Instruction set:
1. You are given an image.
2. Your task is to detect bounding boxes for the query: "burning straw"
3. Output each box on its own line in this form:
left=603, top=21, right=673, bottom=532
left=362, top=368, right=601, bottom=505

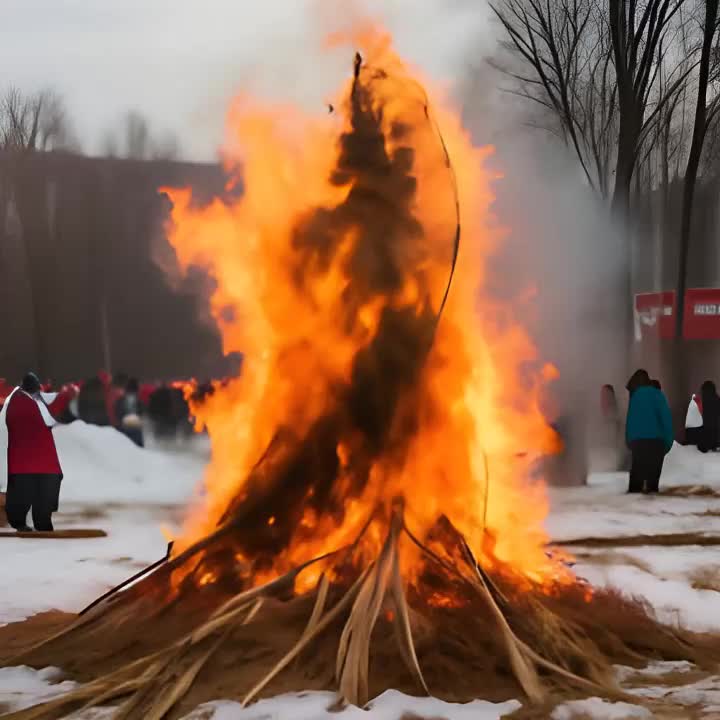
left=2, top=34, right=716, bottom=720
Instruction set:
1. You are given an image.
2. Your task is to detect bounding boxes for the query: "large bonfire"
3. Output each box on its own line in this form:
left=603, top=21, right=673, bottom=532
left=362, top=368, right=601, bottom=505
left=2, top=24, right=711, bottom=720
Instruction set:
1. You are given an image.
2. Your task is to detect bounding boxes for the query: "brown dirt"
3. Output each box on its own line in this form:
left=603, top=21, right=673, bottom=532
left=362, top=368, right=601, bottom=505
left=663, top=486, right=720, bottom=498
left=12, top=591, right=521, bottom=716
left=5, top=570, right=717, bottom=720
left=569, top=551, right=654, bottom=574
left=0, top=611, right=75, bottom=664
left=0, top=529, right=107, bottom=539
left=689, top=566, right=720, bottom=592
left=555, top=532, right=720, bottom=548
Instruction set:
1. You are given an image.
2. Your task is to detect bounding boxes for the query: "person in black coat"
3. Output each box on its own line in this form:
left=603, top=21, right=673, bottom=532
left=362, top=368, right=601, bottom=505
left=77, top=377, right=110, bottom=426
left=698, top=380, right=720, bottom=453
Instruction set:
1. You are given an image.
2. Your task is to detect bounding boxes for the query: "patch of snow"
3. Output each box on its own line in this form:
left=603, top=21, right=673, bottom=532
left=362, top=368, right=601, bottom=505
left=573, top=562, right=720, bottom=632
left=0, top=420, right=205, bottom=505
left=0, top=666, right=77, bottom=711
left=615, top=660, right=695, bottom=683
left=182, top=691, right=522, bottom=719
left=662, top=444, right=720, bottom=488
left=546, top=484, right=720, bottom=543
left=0, top=505, right=180, bottom=625
left=551, top=697, right=651, bottom=719
left=627, top=676, right=720, bottom=708
left=587, top=444, right=720, bottom=491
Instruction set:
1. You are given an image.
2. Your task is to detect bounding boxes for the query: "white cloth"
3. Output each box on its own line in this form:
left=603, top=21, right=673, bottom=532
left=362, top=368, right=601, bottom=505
left=33, top=393, right=57, bottom=428
left=0, top=388, right=16, bottom=491
left=686, top=396, right=703, bottom=429
left=4, top=388, right=58, bottom=428
left=0, top=387, right=17, bottom=429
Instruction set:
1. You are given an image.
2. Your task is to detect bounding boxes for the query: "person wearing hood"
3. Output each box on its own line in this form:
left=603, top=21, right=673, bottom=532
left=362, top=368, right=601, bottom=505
left=698, top=380, right=720, bottom=453
left=625, top=369, right=674, bottom=494
left=3, top=372, right=75, bottom=532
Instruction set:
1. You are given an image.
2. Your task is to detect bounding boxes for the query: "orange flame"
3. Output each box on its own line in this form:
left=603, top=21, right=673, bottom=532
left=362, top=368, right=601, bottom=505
left=161, top=25, right=565, bottom=588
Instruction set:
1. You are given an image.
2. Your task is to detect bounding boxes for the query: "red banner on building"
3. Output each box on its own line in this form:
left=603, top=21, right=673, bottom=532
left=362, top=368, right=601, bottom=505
left=634, top=291, right=675, bottom=341
left=634, top=288, right=720, bottom=340
left=684, top=288, right=720, bottom=339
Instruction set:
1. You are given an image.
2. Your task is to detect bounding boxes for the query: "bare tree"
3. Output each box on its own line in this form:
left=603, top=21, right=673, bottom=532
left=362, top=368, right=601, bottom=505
left=698, top=33, right=720, bottom=174
left=100, top=129, right=120, bottom=158
left=37, top=91, right=78, bottom=151
left=124, top=110, right=150, bottom=160
left=608, top=0, right=697, bottom=218
left=491, top=0, right=696, bottom=215
left=102, top=113, right=182, bottom=162
left=1, top=86, right=42, bottom=150
left=0, top=87, right=76, bottom=152
left=151, top=130, right=180, bottom=161
left=675, top=0, right=720, bottom=338
left=490, top=0, right=613, bottom=194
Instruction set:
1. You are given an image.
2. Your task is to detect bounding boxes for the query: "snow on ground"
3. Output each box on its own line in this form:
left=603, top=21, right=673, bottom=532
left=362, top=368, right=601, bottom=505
left=0, top=505, right=179, bottom=625
left=551, top=697, right=652, bottom=719
left=182, top=691, right=521, bottom=720
left=2, top=429, right=720, bottom=718
left=547, top=445, right=720, bottom=542
left=0, top=420, right=208, bottom=505
left=572, top=548, right=720, bottom=632
left=0, top=667, right=77, bottom=712
left=0, top=422, right=208, bottom=625
left=546, top=443, right=720, bottom=633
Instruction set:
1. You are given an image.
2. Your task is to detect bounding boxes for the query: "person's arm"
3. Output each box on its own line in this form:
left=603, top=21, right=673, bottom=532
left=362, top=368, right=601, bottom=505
left=625, top=397, right=632, bottom=448
left=43, top=387, right=77, bottom=426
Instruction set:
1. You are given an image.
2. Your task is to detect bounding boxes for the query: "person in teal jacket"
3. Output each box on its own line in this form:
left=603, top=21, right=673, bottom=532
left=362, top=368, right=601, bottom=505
left=625, top=369, right=674, bottom=493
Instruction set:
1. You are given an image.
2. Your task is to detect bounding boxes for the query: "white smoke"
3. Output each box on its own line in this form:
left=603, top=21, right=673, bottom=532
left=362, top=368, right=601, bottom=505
left=451, top=40, right=629, bottom=483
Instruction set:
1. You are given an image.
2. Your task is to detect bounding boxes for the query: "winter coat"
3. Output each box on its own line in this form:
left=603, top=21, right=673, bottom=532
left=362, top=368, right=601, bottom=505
left=699, top=382, right=720, bottom=452
left=5, top=388, right=70, bottom=477
left=625, top=385, right=674, bottom=452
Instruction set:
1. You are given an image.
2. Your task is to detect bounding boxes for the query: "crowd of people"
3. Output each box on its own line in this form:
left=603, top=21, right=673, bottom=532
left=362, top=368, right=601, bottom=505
left=2, top=362, right=718, bottom=531
left=0, top=371, right=219, bottom=448
left=0, top=370, right=220, bottom=532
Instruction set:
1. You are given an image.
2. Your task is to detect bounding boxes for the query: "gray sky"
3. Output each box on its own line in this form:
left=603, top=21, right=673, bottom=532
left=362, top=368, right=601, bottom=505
left=2, top=0, right=494, bottom=161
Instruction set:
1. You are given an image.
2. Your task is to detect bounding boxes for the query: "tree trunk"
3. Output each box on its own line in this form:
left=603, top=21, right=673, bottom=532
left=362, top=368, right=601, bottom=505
left=672, top=0, right=719, bottom=427
left=676, top=0, right=719, bottom=340
left=611, top=112, right=640, bottom=371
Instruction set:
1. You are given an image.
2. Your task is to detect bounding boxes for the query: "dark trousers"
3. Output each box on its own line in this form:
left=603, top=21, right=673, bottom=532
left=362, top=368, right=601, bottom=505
left=5, top=475, right=62, bottom=531
left=629, top=439, right=665, bottom=493
left=685, top=426, right=702, bottom=446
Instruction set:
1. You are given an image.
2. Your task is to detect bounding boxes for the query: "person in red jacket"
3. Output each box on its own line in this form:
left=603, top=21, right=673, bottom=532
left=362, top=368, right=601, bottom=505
left=4, top=372, right=74, bottom=532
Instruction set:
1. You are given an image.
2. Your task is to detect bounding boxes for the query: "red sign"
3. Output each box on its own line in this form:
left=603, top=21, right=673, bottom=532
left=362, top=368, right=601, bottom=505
left=684, top=288, right=720, bottom=339
left=634, top=291, right=675, bottom=341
